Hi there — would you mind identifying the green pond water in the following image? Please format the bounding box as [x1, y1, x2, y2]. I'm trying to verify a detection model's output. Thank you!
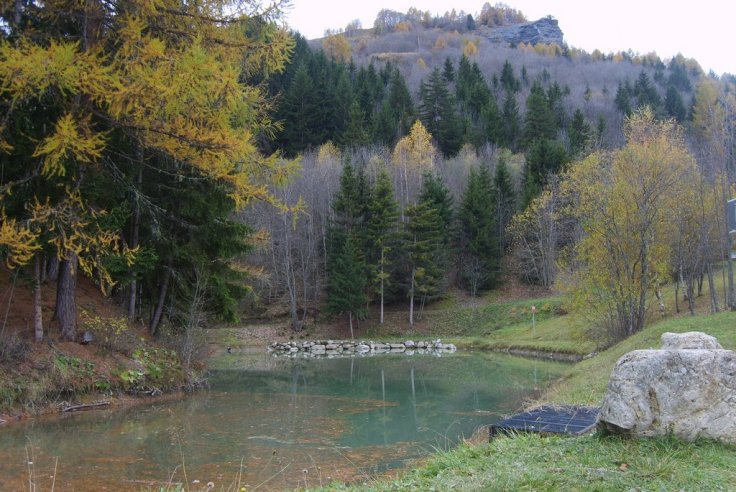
[0, 351, 568, 491]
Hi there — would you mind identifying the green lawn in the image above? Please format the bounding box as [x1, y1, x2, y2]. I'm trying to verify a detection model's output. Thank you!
[312, 310, 736, 492]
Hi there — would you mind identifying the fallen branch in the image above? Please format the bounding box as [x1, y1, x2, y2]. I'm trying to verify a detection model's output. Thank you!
[61, 401, 111, 413]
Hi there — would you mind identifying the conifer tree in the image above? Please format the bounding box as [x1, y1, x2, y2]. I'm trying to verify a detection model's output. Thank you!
[568, 109, 592, 157]
[342, 101, 370, 148]
[494, 156, 516, 251]
[500, 93, 521, 150]
[500, 60, 521, 93]
[404, 201, 443, 325]
[418, 173, 455, 238]
[0, 0, 293, 340]
[522, 139, 568, 209]
[279, 63, 324, 156]
[665, 85, 687, 122]
[326, 161, 369, 336]
[325, 233, 367, 338]
[418, 68, 463, 156]
[522, 82, 557, 148]
[443, 57, 455, 82]
[367, 169, 400, 323]
[458, 165, 499, 295]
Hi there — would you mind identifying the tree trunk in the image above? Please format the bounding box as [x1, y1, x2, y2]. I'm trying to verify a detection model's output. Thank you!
[707, 262, 719, 313]
[348, 311, 354, 340]
[379, 249, 385, 325]
[33, 255, 43, 342]
[55, 252, 78, 341]
[46, 255, 59, 282]
[675, 267, 681, 314]
[409, 268, 415, 326]
[128, 167, 142, 319]
[149, 266, 171, 335]
[721, 174, 735, 309]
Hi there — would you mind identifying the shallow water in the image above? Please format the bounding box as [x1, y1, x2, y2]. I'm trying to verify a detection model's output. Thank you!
[0, 351, 567, 491]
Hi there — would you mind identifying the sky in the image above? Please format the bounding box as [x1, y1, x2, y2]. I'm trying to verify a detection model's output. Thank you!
[283, 0, 736, 76]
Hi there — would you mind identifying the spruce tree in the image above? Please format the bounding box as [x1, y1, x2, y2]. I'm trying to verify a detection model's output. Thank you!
[404, 201, 443, 325]
[326, 161, 369, 336]
[443, 57, 455, 82]
[500, 60, 521, 93]
[418, 68, 463, 156]
[458, 165, 499, 295]
[367, 169, 400, 324]
[278, 63, 323, 156]
[500, 93, 521, 150]
[522, 139, 568, 208]
[325, 232, 367, 338]
[568, 109, 592, 157]
[665, 85, 687, 122]
[494, 156, 516, 252]
[522, 82, 557, 149]
[418, 172, 455, 243]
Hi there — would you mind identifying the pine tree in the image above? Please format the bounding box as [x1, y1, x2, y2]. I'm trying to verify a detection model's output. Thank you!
[615, 81, 633, 115]
[568, 109, 592, 157]
[500, 93, 521, 150]
[418, 68, 463, 156]
[367, 169, 400, 324]
[0, 0, 293, 340]
[500, 60, 521, 93]
[404, 201, 443, 325]
[418, 173, 455, 238]
[458, 166, 499, 295]
[522, 82, 557, 149]
[522, 139, 568, 208]
[494, 156, 516, 252]
[443, 57, 455, 82]
[326, 161, 370, 336]
[665, 85, 687, 122]
[325, 232, 367, 338]
[342, 101, 370, 147]
[278, 63, 324, 156]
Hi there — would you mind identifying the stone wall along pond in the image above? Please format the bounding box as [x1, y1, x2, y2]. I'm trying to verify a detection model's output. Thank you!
[268, 339, 457, 357]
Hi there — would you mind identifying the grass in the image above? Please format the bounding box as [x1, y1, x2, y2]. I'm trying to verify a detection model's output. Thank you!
[309, 307, 736, 491]
[421, 295, 597, 356]
[319, 433, 736, 491]
[545, 310, 736, 406]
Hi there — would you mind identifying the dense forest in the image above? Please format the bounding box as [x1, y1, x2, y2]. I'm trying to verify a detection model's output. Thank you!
[1, 1, 735, 357]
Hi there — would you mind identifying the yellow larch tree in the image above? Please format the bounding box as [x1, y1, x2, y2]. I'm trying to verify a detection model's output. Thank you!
[0, 0, 294, 340]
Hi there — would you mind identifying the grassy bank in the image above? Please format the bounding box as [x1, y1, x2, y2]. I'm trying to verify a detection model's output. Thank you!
[312, 310, 736, 491]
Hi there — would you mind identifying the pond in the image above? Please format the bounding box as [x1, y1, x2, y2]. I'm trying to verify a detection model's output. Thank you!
[0, 351, 568, 491]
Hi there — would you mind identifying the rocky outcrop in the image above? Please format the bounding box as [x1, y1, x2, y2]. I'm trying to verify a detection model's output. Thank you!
[268, 339, 457, 357]
[481, 16, 564, 47]
[660, 331, 723, 350]
[597, 332, 736, 444]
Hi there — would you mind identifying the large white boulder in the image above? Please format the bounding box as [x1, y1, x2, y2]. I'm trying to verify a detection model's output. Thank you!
[598, 332, 736, 444]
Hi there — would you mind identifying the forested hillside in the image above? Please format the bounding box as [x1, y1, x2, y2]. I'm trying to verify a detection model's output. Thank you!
[245, 4, 736, 341]
[1, 1, 735, 358]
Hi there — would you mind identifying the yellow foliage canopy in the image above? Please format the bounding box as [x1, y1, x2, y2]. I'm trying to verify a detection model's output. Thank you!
[0, 212, 39, 268]
[393, 120, 435, 169]
[559, 108, 699, 336]
[0, 0, 295, 210]
[322, 34, 352, 63]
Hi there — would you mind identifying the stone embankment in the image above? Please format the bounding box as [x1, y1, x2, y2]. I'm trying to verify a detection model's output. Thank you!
[268, 339, 457, 357]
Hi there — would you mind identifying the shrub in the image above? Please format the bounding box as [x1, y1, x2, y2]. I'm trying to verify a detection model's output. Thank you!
[80, 309, 137, 354]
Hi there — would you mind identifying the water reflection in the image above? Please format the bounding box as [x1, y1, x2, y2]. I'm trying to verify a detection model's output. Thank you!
[0, 352, 567, 491]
